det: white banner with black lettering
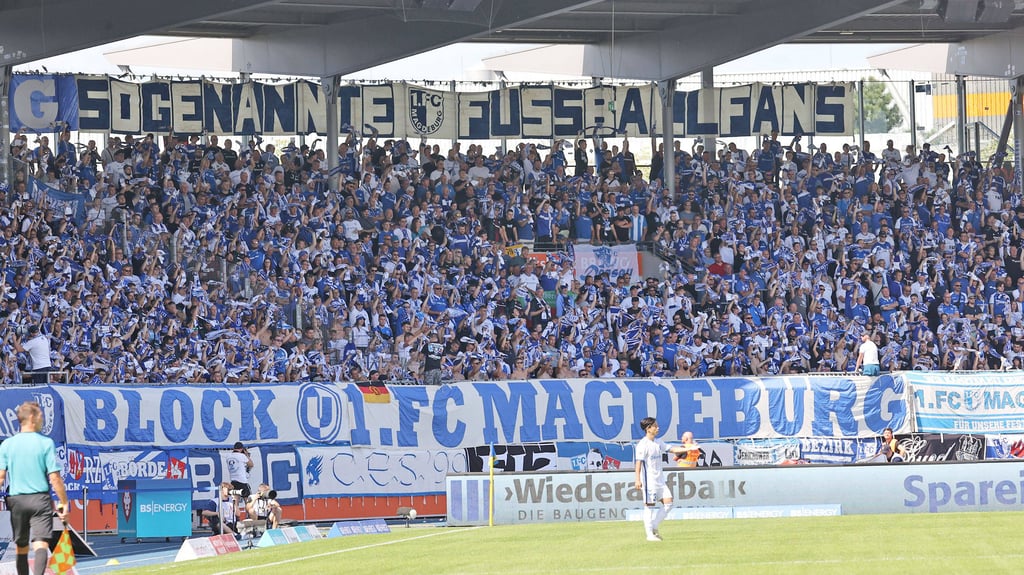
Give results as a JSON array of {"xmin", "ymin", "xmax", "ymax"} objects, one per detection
[
  {"xmin": 298, "ymin": 446, "xmax": 467, "ymax": 497},
  {"xmin": 8, "ymin": 75, "xmax": 856, "ymax": 137}
]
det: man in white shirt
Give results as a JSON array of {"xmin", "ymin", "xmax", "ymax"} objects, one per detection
[
  {"xmin": 855, "ymin": 332, "xmax": 881, "ymax": 376},
  {"xmin": 12, "ymin": 326, "xmax": 51, "ymax": 384},
  {"xmin": 634, "ymin": 417, "xmax": 698, "ymax": 542},
  {"xmin": 225, "ymin": 441, "xmax": 254, "ymax": 501},
  {"xmin": 467, "ymin": 156, "xmax": 492, "ymax": 181}
]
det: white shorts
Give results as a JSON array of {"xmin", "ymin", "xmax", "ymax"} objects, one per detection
[{"xmin": 644, "ymin": 483, "xmax": 671, "ymax": 505}]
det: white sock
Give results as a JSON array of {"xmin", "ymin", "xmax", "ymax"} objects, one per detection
[
  {"xmin": 643, "ymin": 506, "xmax": 656, "ymax": 535},
  {"xmin": 654, "ymin": 502, "xmax": 673, "ymax": 529}
]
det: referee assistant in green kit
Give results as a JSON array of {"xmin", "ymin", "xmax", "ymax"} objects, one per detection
[{"xmin": 0, "ymin": 402, "xmax": 69, "ymax": 575}]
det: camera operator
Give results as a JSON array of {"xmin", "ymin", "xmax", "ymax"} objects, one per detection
[
  {"xmin": 246, "ymin": 483, "xmax": 283, "ymax": 529},
  {"xmin": 225, "ymin": 441, "xmax": 254, "ymax": 503},
  {"xmin": 201, "ymin": 482, "xmax": 239, "ymax": 536}
]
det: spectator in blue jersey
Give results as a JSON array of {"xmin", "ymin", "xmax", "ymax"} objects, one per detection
[{"xmin": 2, "ymin": 120, "xmax": 1024, "ymax": 383}]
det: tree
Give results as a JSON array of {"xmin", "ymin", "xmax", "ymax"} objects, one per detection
[{"xmin": 856, "ymin": 78, "xmax": 904, "ymax": 134}]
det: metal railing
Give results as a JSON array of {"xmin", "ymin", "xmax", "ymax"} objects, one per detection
[{"xmin": 15, "ymin": 370, "xmax": 69, "ymax": 384}]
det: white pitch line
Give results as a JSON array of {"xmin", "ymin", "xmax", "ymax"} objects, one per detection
[
  {"xmin": 209, "ymin": 527, "xmax": 484, "ymax": 575},
  {"xmin": 75, "ymin": 552, "xmax": 180, "ymax": 572}
]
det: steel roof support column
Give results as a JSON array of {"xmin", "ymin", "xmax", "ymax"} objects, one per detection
[
  {"xmin": 858, "ymin": 80, "xmax": 866, "ymax": 148},
  {"xmin": 1013, "ymin": 76, "xmax": 1024, "ymax": 189},
  {"xmin": 324, "ymin": 75, "xmax": 341, "ymax": 192},
  {"xmin": 956, "ymin": 75, "xmax": 967, "ymax": 155},
  {"xmin": 658, "ymin": 78, "xmax": 676, "ymax": 203},
  {"xmin": 701, "ymin": 69, "xmax": 716, "ymax": 161},
  {"xmin": 909, "ymin": 80, "xmax": 918, "ymax": 151},
  {"xmin": 0, "ymin": 66, "xmax": 10, "ymax": 187}
]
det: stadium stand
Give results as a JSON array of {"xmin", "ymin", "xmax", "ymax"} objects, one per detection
[{"xmin": 1, "ymin": 124, "xmax": 1020, "ymax": 384}]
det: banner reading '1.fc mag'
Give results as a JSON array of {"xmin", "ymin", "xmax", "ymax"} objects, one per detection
[{"xmin": 51, "ymin": 376, "xmax": 908, "ymax": 450}]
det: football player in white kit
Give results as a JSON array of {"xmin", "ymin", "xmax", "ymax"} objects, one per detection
[{"xmin": 634, "ymin": 417, "xmax": 699, "ymax": 541}]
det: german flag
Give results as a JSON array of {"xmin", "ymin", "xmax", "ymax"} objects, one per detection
[{"xmin": 357, "ymin": 382, "xmax": 391, "ymax": 403}]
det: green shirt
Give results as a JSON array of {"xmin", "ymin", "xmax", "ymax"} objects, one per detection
[{"xmin": 0, "ymin": 431, "xmax": 60, "ymax": 495}]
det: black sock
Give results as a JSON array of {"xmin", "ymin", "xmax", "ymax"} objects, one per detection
[
  {"xmin": 15, "ymin": 553, "xmax": 28, "ymax": 575},
  {"xmin": 32, "ymin": 548, "xmax": 47, "ymax": 575}
]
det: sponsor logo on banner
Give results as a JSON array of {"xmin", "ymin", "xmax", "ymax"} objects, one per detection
[
  {"xmin": 451, "ymin": 461, "xmax": 1024, "ymax": 526},
  {"xmin": 409, "ymin": 88, "xmax": 445, "ymax": 134},
  {"xmin": 139, "ymin": 502, "xmax": 189, "ymax": 514}
]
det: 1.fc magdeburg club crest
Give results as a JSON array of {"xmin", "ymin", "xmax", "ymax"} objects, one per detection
[{"xmin": 409, "ymin": 88, "xmax": 445, "ymax": 134}]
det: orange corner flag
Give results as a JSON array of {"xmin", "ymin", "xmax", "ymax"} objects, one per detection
[{"xmin": 47, "ymin": 529, "xmax": 76, "ymax": 575}]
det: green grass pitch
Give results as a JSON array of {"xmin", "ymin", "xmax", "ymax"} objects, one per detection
[{"xmin": 113, "ymin": 512, "xmax": 1024, "ymax": 575}]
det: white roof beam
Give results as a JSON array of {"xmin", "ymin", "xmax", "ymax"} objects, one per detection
[
  {"xmin": 0, "ymin": 0, "xmax": 278, "ymax": 67},
  {"xmin": 231, "ymin": 0, "xmax": 603, "ymax": 77},
  {"xmin": 581, "ymin": 0, "xmax": 906, "ymax": 82}
]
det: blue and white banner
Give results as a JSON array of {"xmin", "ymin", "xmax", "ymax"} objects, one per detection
[
  {"xmin": 58, "ymin": 445, "xmax": 189, "ymax": 503},
  {"xmin": 733, "ymin": 439, "xmax": 802, "ymax": 466},
  {"xmin": 573, "ymin": 244, "xmax": 640, "ymax": 282},
  {"xmin": 298, "ymin": 446, "xmax": 467, "ymax": 497},
  {"xmin": 8, "ymin": 74, "xmax": 79, "ymax": 132},
  {"xmin": 903, "ymin": 371, "xmax": 1024, "ymax": 434},
  {"xmin": 798, "ymin": 437, "xmax": 880, "ymax": 464},
  {"xmin": 555, "ymin": 442, "xmax": 634, "ymax": 471},
  {"xmin": 8, "ymin": 76, "xmax": 855, "ymax": 137},
  {"xmin": 30, "ymin": 176, "xmax": 88, "ymax": 226},
  {"xmin": 53, "ymin": 383, "xmax": 342, "ymax": 448},
  {"xmin": 985, "ymin": 434, "xmax": 1024, "ymax": 460},
  {"xmin": 51, "ymin": 376, "xmax": 909, "ymax": 451},
  {"xmin": 0, "ymin": 386, "xmax": 65, "ymax": 443},
  {"xmin": 188, "ymin": 446, "xmax": 302, "ymax": 506}
]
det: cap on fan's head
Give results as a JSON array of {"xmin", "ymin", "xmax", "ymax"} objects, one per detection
[{"xmin": 233, "ymin": 441, "xmax": 245, "ymax": 450}]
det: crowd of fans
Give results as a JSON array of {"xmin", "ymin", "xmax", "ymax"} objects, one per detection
[{"xmin": 0, "ymin": 120, "xmax": 1021, "ymax": 384}]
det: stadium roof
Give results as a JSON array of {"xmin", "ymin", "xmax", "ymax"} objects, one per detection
[
  {"xmin": 156, "ymin": 0, "xmax": 1024, "ymax": 45},
  {"xmin": 3, "ymin": 0, "xmax": 1024, "ymax": 80}
]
